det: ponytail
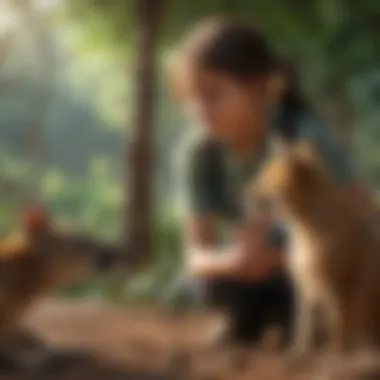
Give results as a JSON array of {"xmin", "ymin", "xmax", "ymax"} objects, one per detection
[{"xmin": 272, "ymin": 60, "xmax": 309, "ymax": 141}]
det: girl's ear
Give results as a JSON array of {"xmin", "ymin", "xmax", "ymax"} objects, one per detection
[
  {"xmin": 267, "ymin": 72, "xmax": 288, "ymax": 102},
  {"xmin": 165, "ymin": 49, "xmax": 191, "ymax": 105}
]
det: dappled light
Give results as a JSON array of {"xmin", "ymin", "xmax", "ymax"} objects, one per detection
[{"xmin": 0, "ymin": 0, "xmax": 379, "ymax": 379}]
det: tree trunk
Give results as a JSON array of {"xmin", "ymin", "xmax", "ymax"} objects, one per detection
[
  {"xmin": 26, "ymin": 6, "xmax": 56, "ymax": 203},
  {"xmin": 125, "ymin": 0, "xmax": 167, "ymax": 267}
]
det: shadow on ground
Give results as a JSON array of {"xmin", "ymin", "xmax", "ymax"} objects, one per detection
[
  {"xmin": 1, "ymin": 299, "xmax": 380, "ymax": 380},
  {"xmin": 0, "ymin": 353, "xmax": 174, "ymax": 380}
]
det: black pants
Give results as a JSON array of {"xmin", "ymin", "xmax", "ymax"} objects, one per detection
[{"xmin": 203, "ymin": 273, "xmax": 294, "ymax": 346}]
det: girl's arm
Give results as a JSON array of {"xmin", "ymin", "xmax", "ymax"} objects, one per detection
[
  {"xmin": 184, "ymin": 214, "xmax": 240, "ymax": 279},
  {"xmin": 184, "ymin": 214, "xmax": 285, "ymax": 281}
]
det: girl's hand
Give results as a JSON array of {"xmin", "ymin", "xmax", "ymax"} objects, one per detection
[{"xmin": 233, "ymin": 226, "xmax": 282, "ymax": 281}]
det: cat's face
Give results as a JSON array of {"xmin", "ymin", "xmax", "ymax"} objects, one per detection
[{"xmin": 246, "ymin": 139, "xmax": 331, "ymax": 215}]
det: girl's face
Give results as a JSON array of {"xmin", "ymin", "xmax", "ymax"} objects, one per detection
[{"xmin": 181, "ymin": 67, "xmax": 270, "ymax": 142}]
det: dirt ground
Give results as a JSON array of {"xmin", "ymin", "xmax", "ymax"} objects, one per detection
[{"xmin": 2, "ymin": 299, "xmax": 380, "ymax": 380}]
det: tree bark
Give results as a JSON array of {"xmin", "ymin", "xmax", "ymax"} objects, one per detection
[
  {"xmin": 125, "ymin": 0, "xmax": 167, "ymax": 267},
  {"xmin": 26, "ymin": 6, "xmax": 56, "ymax": 203}
]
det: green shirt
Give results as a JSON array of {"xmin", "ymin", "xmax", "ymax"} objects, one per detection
[{"xmin": 175, "ymin": 112, "xmax": 352, "ymax": 223}]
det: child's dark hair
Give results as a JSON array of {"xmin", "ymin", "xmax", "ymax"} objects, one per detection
[{"xmin": 171, "ymin": 18, "xmax": 308, "ymax": 139}]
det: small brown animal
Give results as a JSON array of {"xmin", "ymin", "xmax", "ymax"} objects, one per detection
[
  {"xmin": 0, "ymin": 206, "xmax": 120, "ymax": 370},
  {"xmin": 247, "ymin": 139, "xmax": 380, "ymax": 360}
]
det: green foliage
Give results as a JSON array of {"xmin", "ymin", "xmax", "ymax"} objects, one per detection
[
  {"xmin": 65, "ymin": 0, "xmax": 380, "ymax": 137},
  {"xmin": 1, "ymin": 0, "xmax": 379, "ymax": 306},
  {"xmin": 63, "ymin": 0, "xmax": 134, "ymax": 54}
]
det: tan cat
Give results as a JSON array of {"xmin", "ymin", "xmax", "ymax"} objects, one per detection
[{"xmin": 246, "ymin": 139, "xmax": 380, "ymax": 359}]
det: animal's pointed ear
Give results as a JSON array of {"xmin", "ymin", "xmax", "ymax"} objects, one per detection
[
  {"xmin": 293, "ymin": 140, "xmax": 320, "ymax": 165},
  {"xmin": 21, "ymin": 205, "xmax": 50, "ymax": 233},
  {"xmin": 290, "ymin": 140, "xmax": 324, "ymax": 187}
]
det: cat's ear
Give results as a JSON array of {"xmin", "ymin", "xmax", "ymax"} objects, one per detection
[
  {"xmin": 292, "ymin": 139, "xmax": 321, "ymax": 165},
  {"xmin": 290, "ymin": 140, "xmax": 325, "ymax": 187}
]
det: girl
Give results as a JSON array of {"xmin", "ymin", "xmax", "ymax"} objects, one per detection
[{"xmin": 168, "ymin": 18, "xmax": 368, "ymax": 346}]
